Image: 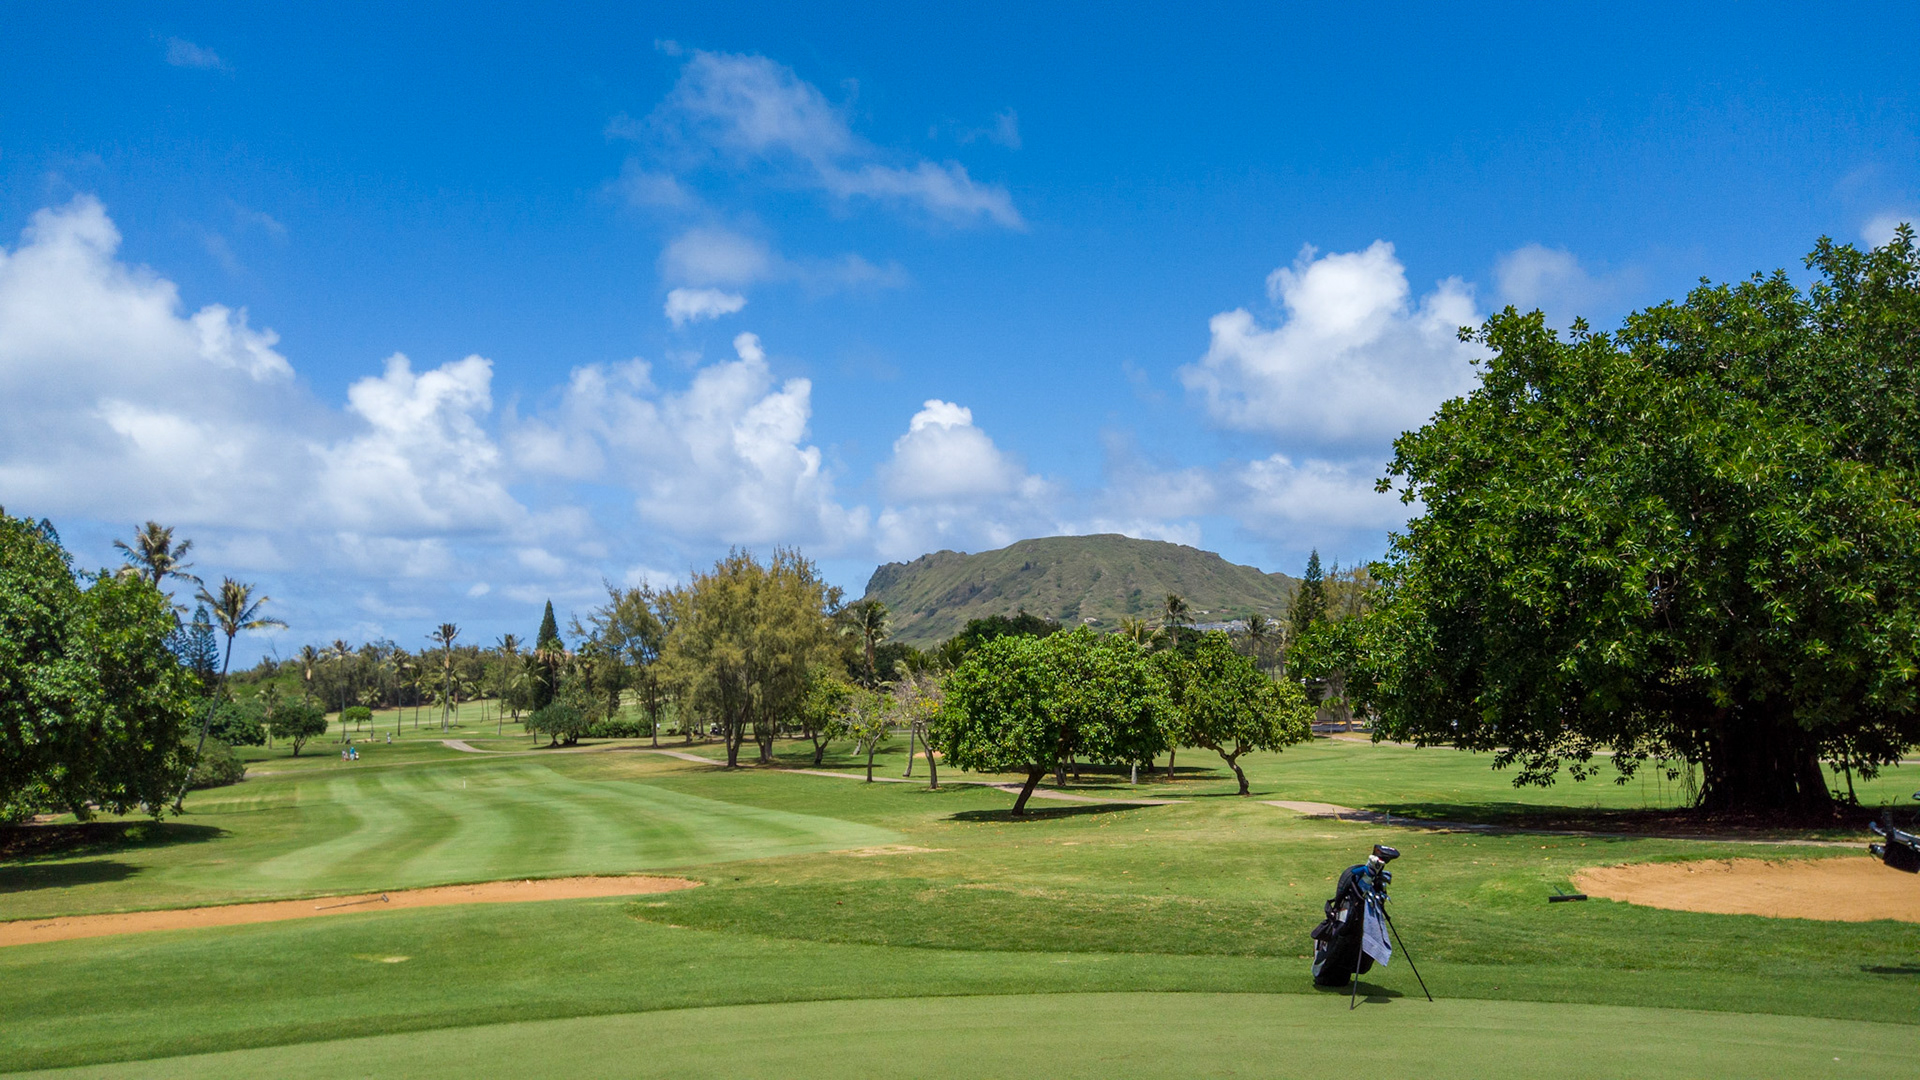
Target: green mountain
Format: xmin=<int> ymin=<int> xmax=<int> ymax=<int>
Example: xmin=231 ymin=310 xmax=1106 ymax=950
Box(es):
xmin=862 ymin=534 xmax=1298 ymax=648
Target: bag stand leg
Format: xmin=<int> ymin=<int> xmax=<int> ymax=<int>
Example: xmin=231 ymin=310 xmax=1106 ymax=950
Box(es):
xmin=1383 ymin=906 xmax=1434 ymax=1002
xmin=1350 ymin=934 xmax=1366 ymax=1010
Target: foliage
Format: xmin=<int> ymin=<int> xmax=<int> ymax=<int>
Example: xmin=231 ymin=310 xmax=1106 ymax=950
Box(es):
xmin=938 ymin=627 xmax=1171 ymax=813
xmin=1160 ymin=632 xmax=1312 ymax=794
xmin=798 ymin=670 xmax=855 ymax=765
xmin=0 ymin=512 xmax=199 ymax=820
xmin=533 ymin=600 xmax=562 ymax=711
xmin=933 ymin=610 xmax=1062 ymax=669
xmin=527 ymin=702 xmax=590 ymax=747
xmin=266 ymin=701 xmax=328 ymax=757
xmin=659 ymin=548 xmax=842 ymax=767
xmin=1287 ymin=550 xmax=1325 ymax=646
xmin=167 ymin=604 xmax=220 ymax=692
xmin=843 ymin=685 xmax=892 ymax=781
xmin=187 ymin=738 xmax=246 ymax=789
xmin=1368 ymin=230 xmax=1920 ymax=813
xmin=207 ymin=699 xmax=267 ymax=747
xmin=585 ymin=716 xmax=645 ymax=739
xmin=341 ymin=705 xmax=372 ymax=730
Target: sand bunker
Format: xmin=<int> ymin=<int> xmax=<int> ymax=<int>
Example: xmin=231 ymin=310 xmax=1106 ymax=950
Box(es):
xmin=0 ymin=875 xmax=700 ymax=948
xmin=1575 ymin=856 xmax=1920 ymax=922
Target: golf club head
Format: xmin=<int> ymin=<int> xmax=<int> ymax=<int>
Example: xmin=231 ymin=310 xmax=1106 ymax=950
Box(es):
xmin=1372 ymin=844 xmax=1401 ymax=864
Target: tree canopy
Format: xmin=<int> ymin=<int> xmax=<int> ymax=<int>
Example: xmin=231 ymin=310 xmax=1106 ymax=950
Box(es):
xmin=1162 ymin=632 xmax=1313 ymax=794
xmin=1365 ymin=229 xmax=1920 ymax=813
xmin=938 ymin=627 xmax=1170 ymax=814
xmin=1 ymin=511 xmax=198 ymax=820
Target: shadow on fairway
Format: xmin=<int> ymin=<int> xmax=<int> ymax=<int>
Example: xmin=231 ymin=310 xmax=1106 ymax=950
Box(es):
xmin=1314 ymin=981 xmax=1407 ymax=1003
xmin=1861 ymin=964 xmax=1920 ymax=975
xmin=948 ymin=803 xmax=1160 ymax=824
xmin=1375 ymin=801 xmax=1864 ymax=838
xmin=0 ymin=858 xmax=142 ymax=893
xmin=0 ymin=821 xmax=224 ymax=862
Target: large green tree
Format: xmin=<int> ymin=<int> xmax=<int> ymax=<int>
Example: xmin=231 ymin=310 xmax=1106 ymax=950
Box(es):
xmin=1162 ymin=632 xmax=1313 ymax=795
xmin=938 ymin=628 xmax=1170 ymax=814
xmin=1367 ymin=230 xmax=1920 ymax=813
xmin=1 ymin=512 xmax=198 ymax=820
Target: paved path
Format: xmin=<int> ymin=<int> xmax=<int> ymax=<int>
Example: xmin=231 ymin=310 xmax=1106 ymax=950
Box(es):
xmin=1264 ymin=800 xmax=1858 ymax=847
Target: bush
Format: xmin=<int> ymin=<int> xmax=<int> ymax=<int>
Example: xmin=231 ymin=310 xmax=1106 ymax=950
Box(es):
xmin=188 ymin=739 xmax=246 ymax=789
xmin=207 ymin=700 xmax=266 ymax=747
xmin=586 ymin=716 xmax=644 ymax=739
xmin=527 ymin=703 xmax=590 ymax=747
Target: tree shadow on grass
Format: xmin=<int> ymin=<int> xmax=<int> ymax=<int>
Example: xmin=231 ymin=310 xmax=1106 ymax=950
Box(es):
xmin=1862 ymin=964 xmax=1920 ymax=976
xmin=0 ymin=859 xmax=143 ymax=893
xmin=948 ymin=803 xmax=1162 ymax=824
xmin=1374 ymin=801 xmax=1867 ymax=838
xmin=0 ymin=821 xmax=224 ymax=862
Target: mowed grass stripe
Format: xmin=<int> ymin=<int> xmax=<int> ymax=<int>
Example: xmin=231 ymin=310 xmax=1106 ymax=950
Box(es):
xmin=10 ymin=992 xmax=1914 ymax=1080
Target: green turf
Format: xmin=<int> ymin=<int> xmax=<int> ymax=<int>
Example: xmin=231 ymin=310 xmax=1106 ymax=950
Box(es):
xmin=12 ymin=992 xmax=1915 ymax=1080
xmin=4 ymin=734 xmax=1917 ymax=1074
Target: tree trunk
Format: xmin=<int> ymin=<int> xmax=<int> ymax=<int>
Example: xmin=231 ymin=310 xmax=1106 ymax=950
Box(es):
xmin=865 ymin=745 xmax=876 ymax=782
xmin=1230 ymin=754 xmax=1250 ymax=796
xmin=925 ymin=741 xmax=939 ymax=790
xmin=1011 ymin=764 xmax=1047 ymax=815
xmin=811 ymin=734 xmax=826 ymax=766
xmin=1165 ymin=748 xmax=1177 ymax=782
xmin=1698 ymin=705 xmax=1834 ymax=814
xmin=903 ymin=726 xmax=915 ymax=777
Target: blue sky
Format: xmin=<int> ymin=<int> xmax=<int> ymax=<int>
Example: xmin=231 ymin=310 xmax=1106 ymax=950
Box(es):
xmin=3 ymin=3 xmax=1917 ymax=658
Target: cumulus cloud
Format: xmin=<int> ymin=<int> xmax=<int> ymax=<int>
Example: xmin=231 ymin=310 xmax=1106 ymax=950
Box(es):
xmin=664 ymin=286 xmax=747 ymax=327
xmin=873 ymin=400 xmax=1056 ymax=558
xmin=1180 ymin=241 xmax=1483 ymax=450
xmin=638 ymin=50 xmax=1022 ymax=229
xmin=511 ymin=333 xmax=865 ymax=549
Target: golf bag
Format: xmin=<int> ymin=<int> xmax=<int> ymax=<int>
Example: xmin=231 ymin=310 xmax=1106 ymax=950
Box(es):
xmin=1310 ymin=862 xmax=1375 ymax=986
xmin=1869 ymin=816 xmax=1920 ymax=873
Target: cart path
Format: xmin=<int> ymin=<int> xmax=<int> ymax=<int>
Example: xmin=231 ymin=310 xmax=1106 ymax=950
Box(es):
xmin=0 ymin=876 xmax=700 ymax=949
xmin=1264 ymin=800 xmax=1858 ymax=847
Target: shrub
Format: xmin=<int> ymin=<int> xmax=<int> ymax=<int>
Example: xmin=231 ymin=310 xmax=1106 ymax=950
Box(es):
xmin=188 ymin=739 xmax=246 ymax=789
xmin=586 ymin=716 xmax=644 ymax=739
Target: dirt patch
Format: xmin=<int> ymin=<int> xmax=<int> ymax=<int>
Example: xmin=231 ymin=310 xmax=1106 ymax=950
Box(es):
xmin=0 ymin=875 xmax=701 ymax=948
xmin=841 ymin=845 xmax=945 ymax=857
xmin=1575 ymin=857 xmax=1920 ymax=922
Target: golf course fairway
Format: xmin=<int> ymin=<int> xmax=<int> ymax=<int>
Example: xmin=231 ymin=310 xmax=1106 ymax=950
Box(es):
xmin=10 ymin=992 xmax=1909 ymax=1080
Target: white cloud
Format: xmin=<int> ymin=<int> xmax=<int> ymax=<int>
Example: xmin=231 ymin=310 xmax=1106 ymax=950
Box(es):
xmin=165 ymin=37 xmax=227 ymax=71
xmin=664 ymin=287 xmax=747 ymax=327
xmin=958 ymin=109 xmax=1022 ymax=150
xmin=1863 ymin=212 xmax=1915 ymax=248
xmin=641 ymin=50 xmax=1022 ymax=228
xmin=511 ymin=333 xmax=866 ymax=549
xmin=660 ymin=227 xmax=775 ymax=287
xmin=1180 ymin=241 xmax=1484 ymax=450
xmin=873 ymin=400 xmax=1055 ymax=559
xmin=1493 ymin=244 xmax=1635 ymax=328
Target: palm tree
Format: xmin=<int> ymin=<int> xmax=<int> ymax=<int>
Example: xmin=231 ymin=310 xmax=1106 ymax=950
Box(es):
xmin=429 ymin=623 xmax=459 ymax=731
xmin=328 ymin=639 xmax=354 ymax=741
xmin=1161 ymin=593 xmax=1191 ymax=645
xmin=1118 ymin=617 xmax=1164 ymax=649
xmin=113 ymin=521 xmax=201 ymax=613
xmin=297 ymin=644 xmax=321 ymax=702
xmin=1243 ymin=613 xmax=1278 ymax=675
xmin=494 ymin=634 xmax=522 ymax=735
xmin=181 ymin=578 xmax=286 ymax=804
xmin=839 ymin=600 xmax=890 ymax=685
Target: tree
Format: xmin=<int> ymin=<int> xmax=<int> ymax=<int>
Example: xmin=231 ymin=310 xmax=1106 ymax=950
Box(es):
xmin=429 ymin=623 xmax=459 ymax=731
xmin=186 ymin=578 xmax=286 ymax=802
xmin=1366 ymin=229 xmax=1920 ymax=813
xmin=846 ymin=686 xmax=892 ymax=782
xmin=839 ymin=599 xmax=890 ymax=685
xmin=1161 ymin=593 xmax=1191 ymax=646
xmin=268 ymin=700 xmax=328 ymax=756
xmin=328 ymin=639 xmax=354 ymax=740
xmin=938 ymin=628 xmax=1171 ymax=815
xmin=527 ymin=702 xmax=590 ymax=747
xmin=1288 ymin=551 xmax=1325 ymax=648
xmin=1161 ymin=632 xmax=1313 ymax=795
xmin=532 ymin=600 xmax=562 ymax=711
xmin=297 ymin=644 xmax=320 ymax=701
xmin=169 ymin=604 xmax=221 ymax=692
xmin=659 ymin=548 xmax=840 ymax=767
xmin=1240 ymin=613 xmax=1280 ymax=676
xmin=112 ymin=520 xmax=201 ymax=612
xmin=342 ymin=705 xmax=372 ymax=732
xmin=896 ymin=671 xmax=944 ymax=788
xmin=799 ymin=670 xmax=855 ymax=766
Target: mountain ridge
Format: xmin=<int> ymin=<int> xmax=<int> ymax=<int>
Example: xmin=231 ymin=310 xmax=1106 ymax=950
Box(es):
xmin=861 ymin=534 xmax=1298 ymax=648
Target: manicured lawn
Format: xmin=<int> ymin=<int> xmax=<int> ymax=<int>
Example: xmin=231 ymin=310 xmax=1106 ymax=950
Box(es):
xmin=3 ymin=735 xmax=1916 ymax=1074
xmin=11 ymin=992 xmax=1915 ymax=1080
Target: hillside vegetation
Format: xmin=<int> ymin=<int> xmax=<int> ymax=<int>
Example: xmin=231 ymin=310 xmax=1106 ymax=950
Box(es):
xmin=862 ymin=534 xmax=1296 ymax=647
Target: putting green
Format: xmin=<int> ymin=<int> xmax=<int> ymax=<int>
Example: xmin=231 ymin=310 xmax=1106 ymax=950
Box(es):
xmin=9 ymin=991 xmax=1908 ymax=1079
